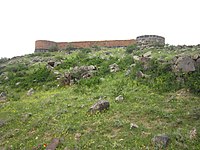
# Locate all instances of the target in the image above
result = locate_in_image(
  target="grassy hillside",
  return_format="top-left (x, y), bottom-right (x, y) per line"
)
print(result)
top-left (0, 46), bottom-right (199, 149)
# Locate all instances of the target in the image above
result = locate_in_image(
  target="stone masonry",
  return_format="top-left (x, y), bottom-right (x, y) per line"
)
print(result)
top-left (35, 35), bottom-right (165, 52)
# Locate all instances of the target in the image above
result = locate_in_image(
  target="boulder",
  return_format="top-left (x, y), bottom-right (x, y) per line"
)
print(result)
top-left (88, 100), bottom-right (110, 113)
top-left (174, 56), bottom-right (195, 73)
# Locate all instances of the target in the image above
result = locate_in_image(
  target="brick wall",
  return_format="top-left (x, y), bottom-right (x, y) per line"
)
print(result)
top-left (35, 39), bottom-right (136, 52)
top-left (35, 40), bottom-right (57, 51)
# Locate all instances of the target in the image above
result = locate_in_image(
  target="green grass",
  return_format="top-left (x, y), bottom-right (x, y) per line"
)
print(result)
top-left (0, 47), bottom-right (200, 149)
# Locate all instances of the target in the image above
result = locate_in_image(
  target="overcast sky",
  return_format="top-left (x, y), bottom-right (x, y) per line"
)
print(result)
top-left (0, 0), bottom-right (200, 58)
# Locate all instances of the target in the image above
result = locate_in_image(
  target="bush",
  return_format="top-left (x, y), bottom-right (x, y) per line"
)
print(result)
top-left (49, 45), bottom-right (59, 52)
top-left (65, 45), bottom-right (77, 51)
top-left (0, 57), bottom-right (8, 64)
top-left (126, 44), bottom-right (138, 54)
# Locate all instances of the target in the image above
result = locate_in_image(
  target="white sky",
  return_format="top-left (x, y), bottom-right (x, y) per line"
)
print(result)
top-left (0, 0), bottom-right (200, 58)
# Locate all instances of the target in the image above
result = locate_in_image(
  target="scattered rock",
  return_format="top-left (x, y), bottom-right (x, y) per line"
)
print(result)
top-left (152, 134), bottom-right (170, 148)
top-left (130, 64), bottom-right (136, 68)
top-left (136, 71), bottom-right (149, 78)
top-left (192, 54), bottom-right (200, 60)
top-left (195, 58), bottom-right (200, 68)
top-left (105, 52), bottom-right (112, 55)
top-left (115, 95), bottom-right (124, 102)
top-left (61, 73), bottom-right (72, 86)
top-left (15, 82), bottom-right (21, 86)
top-left (88, 100), bottom-right (110, 113)
top-left (46, 138), bottom-right (60, 150)
top-left (21, 113), bottom-right (32, 122)
top-left (133, 55), bottom-right (140, 61)
top-left (71, 65), bottom-right (97, 79)
top-left (0, 120), bottom-right (6, 127)
top-left (27, 88), bottom-right (34, 96)
top-left (189, 128), bottom-right (197, 139)
top-left (48, 61), bottom-right (56, 67)
top-left (0, 92), bottom-right (6, 101)
top-left (74, 133), bottom-right (81, 141)
top-left (143, 51), bottom-right (152, 57)
top-left (139, 56), bottom-right (151, 64)
top-left (125, 69), bottom-right (131, 76)
top-left (130, 123), bottom-right (139, 129)
top-left (109, 63), bottom-right (120, 72)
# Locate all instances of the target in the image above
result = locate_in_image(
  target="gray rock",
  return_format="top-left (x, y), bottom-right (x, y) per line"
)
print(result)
top-left (115, 95), bottom-right (124, 102)
top-left (47, 61), bottom-right (61, 68)
top-left (46, 138), bottom-right (60, 150)
top-left (174, 56), bottom-right (195, 72)
top-left (152, 135), bottom-right (170, 148)
top-left (125, 69), bottom-right (131, 76)
top-left (88, 100), bottom-right (110, 113)
top-left (0, 92), bottom-right (6, 101)
top-left (130, 123), bottom-right (139, 129)
top-left (189, 128), bottom-right (197, 139)
top-left (48, 61), bottom-right (55, 67)
top-left (27, 88), bottom-right (34, 96)
top-left (195, 58), bottom-right (200, 68)
top-left (133, 55), bottom-right (140, 61)
top-left (136, 71), bottom-right (150, 78)
top-left (143, 51), bottom-right (152, 57)
top-left (0, 120), bottom-right (6, 127)
top-left (109, 63), bottom-right (120, 73)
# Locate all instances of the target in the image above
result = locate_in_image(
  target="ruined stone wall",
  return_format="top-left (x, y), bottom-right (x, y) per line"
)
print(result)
top-left (136, 35), bottom-right (165, 47)
top-left (35, 40), bottom-right (57, 52)
top-left (35, 39), bottom-right (136, 52)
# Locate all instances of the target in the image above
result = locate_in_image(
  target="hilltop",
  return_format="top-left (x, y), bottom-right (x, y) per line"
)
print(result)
top-left (0, 44), bottom-right (200, 149)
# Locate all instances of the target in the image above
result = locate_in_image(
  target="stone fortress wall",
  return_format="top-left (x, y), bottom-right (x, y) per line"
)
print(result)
top-left (35, 35), bottom-right (165, 52)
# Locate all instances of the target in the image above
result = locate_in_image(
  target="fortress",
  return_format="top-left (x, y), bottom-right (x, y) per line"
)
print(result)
top-left (35, 35), bottom-right (165, 52)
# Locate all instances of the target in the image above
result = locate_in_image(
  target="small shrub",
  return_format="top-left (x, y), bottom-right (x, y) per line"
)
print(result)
top-left (126, 44), bottom-right (138, 54)
top-left (65, 45), bottom-right (77, 51)
top-left (0, 57), bottom-right (8, 64)
top-left (49, 45), bottom-right (59, 52)
top-left (82, 48), bottom-right (92, 53)
top-left (92, 45), bottom-right (101, 51)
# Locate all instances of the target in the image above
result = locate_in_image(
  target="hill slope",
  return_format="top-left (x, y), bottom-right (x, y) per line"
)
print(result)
top-left (0, 46), bottom-right (200, 149)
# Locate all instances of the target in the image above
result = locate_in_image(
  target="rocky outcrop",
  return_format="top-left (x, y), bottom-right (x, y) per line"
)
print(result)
top-left (60, 65), bottom-right (97, 86)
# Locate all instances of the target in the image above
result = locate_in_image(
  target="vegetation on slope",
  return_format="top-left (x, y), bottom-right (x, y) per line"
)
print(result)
top-left (0, 46), bottom-right (199, 149)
